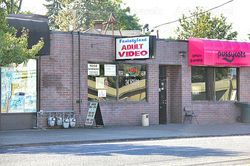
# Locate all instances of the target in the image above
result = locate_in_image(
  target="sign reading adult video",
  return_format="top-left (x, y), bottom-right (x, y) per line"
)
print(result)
top-left (116, 36), bottom-right (151, 60)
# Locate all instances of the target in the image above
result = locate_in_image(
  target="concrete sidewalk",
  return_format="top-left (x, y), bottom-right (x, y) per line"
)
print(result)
top-left (1, 123), bottom-right (250, 147)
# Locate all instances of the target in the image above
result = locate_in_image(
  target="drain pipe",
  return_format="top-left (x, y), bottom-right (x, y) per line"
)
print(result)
top-left (78, 31), bottom-right (81, 113)
top-left (36, 54), bottom-right (41, 128)
top-left (71, 31), bottom-right (74, 111)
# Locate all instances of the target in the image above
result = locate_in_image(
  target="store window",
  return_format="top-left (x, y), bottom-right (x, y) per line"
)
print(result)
top-left (1, 59), bottom-right (37, 113)
top-left (215, 68), bottom-right (238, 101)
top-left (192, 67), bottom-right (238, 101)
top-left (88, 63), bottom-right (147, 102)
top-left (118, 64), bottom-right (146, 101)
top-left (88, 64), bottom-right (117, 101)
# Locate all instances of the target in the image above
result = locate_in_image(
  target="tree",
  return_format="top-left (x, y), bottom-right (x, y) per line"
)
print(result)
top-left (0, 0), bottom-right (23, 14)
top-left (45, 0), bottom-right (141, 31)
top-left (44, 0), bottom-right (65, 30)
top-left (176, 7), bottom-right (238, 101)
top-left (176, 7), bottom-right (237, 40)
top-left (0, 8), bottom-right (44, 66)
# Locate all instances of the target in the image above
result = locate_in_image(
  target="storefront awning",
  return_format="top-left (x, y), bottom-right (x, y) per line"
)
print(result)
top-left (188, 38), bottom-right (250, 67)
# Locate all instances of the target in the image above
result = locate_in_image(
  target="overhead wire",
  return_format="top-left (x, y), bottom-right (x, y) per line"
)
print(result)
top-left (150, 0), bottom-right (234, 31)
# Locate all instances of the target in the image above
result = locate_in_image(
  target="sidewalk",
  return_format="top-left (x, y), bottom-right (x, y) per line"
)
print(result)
top-left (1, 123), bottom-right (250, 147)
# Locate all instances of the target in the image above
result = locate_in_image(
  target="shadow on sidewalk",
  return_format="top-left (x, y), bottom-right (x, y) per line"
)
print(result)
top-left (0, 143), bottom-right (239, 157)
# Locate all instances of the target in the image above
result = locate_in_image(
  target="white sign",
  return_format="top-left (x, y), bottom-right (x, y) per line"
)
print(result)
top-left (88, 64), bottom-right (99, 76)
top-left (98, 90), bottom-right (106, 98)
top-left (104, 64), bottom-right (116, 76)
top-left (96, 77), bottom-right (105, 89)
top-left (85, 102), bottom-right (98, 126)
top-left (116, 36), bottom-right (150, 60)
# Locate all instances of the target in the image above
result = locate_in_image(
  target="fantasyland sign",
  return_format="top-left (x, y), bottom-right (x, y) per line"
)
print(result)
top-left (115, 36), bottom-right (155, 60)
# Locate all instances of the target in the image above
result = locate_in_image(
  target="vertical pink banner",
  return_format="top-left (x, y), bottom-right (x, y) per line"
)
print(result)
top-left (188, 38), bottom-right (204, 66)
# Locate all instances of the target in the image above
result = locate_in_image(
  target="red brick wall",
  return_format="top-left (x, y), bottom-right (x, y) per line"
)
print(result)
top-left (167, 66), bottom-right (182, 123)
top-left (188, 102), bottom-right (240, 124)
top-left (38, 32), bottom-right (247, 128)
top-left (38, 33), bottom-right (188, 127)
top-left (239, 67), bottom-right (250, 102)
top-left (38, 32), bottom-right (75, 128)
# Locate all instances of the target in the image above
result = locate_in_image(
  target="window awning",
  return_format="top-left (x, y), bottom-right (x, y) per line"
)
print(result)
top-left (188, 38), bottom-right (250, 67)
top-left (7, 14), bottom-right (50, 56)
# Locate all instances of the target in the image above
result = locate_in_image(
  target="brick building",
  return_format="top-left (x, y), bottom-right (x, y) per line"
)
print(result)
top-left (37, 32), bottom-right (250, 128)
top-left (1, 29), bottom-right (250, 130)
top-left (37, 32), bottom-right (187, 128)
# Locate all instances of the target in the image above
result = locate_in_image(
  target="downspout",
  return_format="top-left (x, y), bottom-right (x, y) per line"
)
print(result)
top-left (71, 31), bottom-right (74, 111)
top-left (36, 53), bottom-right (41, 128)
top-left (78, 31), bottom-right (81, 112)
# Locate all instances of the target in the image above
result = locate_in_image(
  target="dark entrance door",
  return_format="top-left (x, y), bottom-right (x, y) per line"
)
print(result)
top-left (159, 66), bottom-right (167, 124)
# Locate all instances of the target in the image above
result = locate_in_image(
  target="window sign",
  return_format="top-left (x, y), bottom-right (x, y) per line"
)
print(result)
top-left (118, 70), bottom-right (124, 76)
top-left (96, 77), bottom-right (105, 89)
top-left (98, 90), bottom-right (106, 98)
top-left (88, 64), bottom-right (100, 76)
top-left (141, 71), bottom-right (146, 76)
top-left (116, 36), bottom-right (150, 60)
top-left (104, 64), bottom-right (116, 76)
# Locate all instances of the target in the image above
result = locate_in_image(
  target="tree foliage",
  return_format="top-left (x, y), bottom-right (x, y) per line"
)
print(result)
top-left (0, 0), bottom-right (23, 14)
top-left (45, 0), bottom-right (141, 31)
top-left (0, 8), bottom-right (44, 66)
top-left (44, 0), bottom-right (64, 30)
top-left (176, 7), bottom-right (238, 40)
top-left (176, 8), bottom-right (238, 85)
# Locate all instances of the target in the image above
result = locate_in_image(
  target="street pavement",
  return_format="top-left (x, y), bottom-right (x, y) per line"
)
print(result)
top-left (1, 136), bottom-right (250, 166)
top-left (0, 123), bottom-right (250, 147)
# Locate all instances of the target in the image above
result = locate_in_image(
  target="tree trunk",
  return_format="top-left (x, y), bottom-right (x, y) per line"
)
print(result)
top-left (17, 0), bottom-right (23, 14)
top-left (10, 0), bottom-right (14, 14)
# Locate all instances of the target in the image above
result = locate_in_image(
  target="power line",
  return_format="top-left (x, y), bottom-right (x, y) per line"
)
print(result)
top-left (151, 0), bottom-right (234, 31)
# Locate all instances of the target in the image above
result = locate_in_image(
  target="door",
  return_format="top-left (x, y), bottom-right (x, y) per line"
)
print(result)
top-left (159, 66), bottom-right (167, 124)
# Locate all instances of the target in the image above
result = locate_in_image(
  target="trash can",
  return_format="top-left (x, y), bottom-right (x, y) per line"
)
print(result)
top-left (235, 102), bottom-right (250, 123)
top-left (142, 113), bottom-right (149, 126)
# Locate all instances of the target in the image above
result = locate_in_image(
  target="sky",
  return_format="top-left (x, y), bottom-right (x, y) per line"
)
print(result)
top-left (21, 0), bottom-right (250, 40)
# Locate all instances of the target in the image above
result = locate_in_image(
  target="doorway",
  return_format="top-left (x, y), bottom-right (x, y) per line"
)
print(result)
top-left (159, 66), bottom-right (167, 124)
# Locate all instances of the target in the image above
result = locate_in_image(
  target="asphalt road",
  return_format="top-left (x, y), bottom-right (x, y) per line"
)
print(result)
top-left (1, 136), bottom-right (250, 166)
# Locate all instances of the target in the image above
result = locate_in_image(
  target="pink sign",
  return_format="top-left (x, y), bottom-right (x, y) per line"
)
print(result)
top-left (188, 38), bottom-right (250, 67)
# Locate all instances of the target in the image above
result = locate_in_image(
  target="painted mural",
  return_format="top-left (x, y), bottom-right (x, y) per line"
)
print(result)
top-left (1, 59), bottom-right (37, 113)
